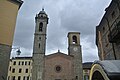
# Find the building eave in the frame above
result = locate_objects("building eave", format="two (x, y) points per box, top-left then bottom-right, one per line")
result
(12, 57), (32, 60)
(8, 0), (23, 9)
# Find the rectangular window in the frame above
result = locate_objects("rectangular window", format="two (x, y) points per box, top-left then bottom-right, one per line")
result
(18, 61), (20, 65)
(39, 43), (40, 48)
(9, 66), (11, 71)
(13, 61), (16, 65)
(27, 76), (29, 80)
(12, 68), (15, 73)
(84, 75), (89, 80)
(23, 76), (29, 80)
(25, 69), (28, 73)
(22, 61), (24, 65)
(23, 76), (25, 80)
(39, 37), (41, 40)
(28, 61), (30, 65)
(19, 68), (22, 73)
(25, 61), (27, 65)
(18, 76), (21, 80)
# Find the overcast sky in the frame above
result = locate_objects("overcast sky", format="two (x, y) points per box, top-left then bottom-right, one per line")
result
(11, 0), (112, 62)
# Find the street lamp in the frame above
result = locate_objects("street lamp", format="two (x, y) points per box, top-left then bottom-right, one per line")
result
(16, 48), (21, 56)
(12, 47), (21, 57)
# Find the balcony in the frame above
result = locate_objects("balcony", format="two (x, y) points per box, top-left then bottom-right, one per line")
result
(108, 21), (120, 43)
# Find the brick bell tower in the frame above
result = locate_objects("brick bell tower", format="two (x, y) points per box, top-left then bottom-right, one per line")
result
(68, 32), (83, 80)
(32, 8), (49, 80)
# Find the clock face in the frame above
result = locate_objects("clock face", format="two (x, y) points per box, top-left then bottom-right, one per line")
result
(73, 47), (78, 51)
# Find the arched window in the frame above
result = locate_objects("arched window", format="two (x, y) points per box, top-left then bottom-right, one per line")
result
(39, 22), (43, 32)
(72, 35), (77, 44)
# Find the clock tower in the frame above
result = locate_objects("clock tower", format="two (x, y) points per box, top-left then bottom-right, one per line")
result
(68, 32), (83, 80)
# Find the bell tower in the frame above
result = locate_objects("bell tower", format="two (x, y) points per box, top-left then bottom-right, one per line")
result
(68, 32), (83, 80)
(32, 8), (49, 80)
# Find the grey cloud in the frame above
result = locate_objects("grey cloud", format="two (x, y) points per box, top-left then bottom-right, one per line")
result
(13, 17), (34, 49)
(12, 0), (112, 62)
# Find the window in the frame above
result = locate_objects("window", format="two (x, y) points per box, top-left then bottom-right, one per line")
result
(39, 43), (40, 48)
(13, 61), (16, 65)
(18, 61), (20, 65)
(22, 61), (24, 65)
(72, 35), (77, 44)
(84, 75), (89, 80)
(56, 66), (61, 71)
(41, 14), (43, 17)
(25, 61), (27, 65)
(55, 65), (62, 72)
(23, 76), (25, 80)
(28, 61), (30, 65)
(27, 76), (29, 80)
(12, 68), (15, 73)
(39, 37), (41, 40)
(19, 68), (22, 73)
(9, 66), (11, 71)
(12, 76), (15, 80)
(23, 76), (29, 80)
(25, 69), (28, 73)
(18, 76), (21, 80)
(39, 22), (43, 32)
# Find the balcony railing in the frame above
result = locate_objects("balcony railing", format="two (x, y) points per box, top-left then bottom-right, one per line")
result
(108, 21), (120, 43)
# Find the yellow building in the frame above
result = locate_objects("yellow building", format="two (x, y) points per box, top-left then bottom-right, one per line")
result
(0, 0), (23, 79)
(83, 62), (93, 80)
(7, 57), (32, 80)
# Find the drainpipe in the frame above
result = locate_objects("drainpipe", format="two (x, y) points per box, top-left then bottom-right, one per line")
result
(98, 31), (104, 60)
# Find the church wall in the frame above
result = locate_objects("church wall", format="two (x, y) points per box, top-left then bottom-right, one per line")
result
(45, 55), (74, 80)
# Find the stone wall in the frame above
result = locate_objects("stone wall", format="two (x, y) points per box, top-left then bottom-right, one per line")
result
(0, 44), (11, 80)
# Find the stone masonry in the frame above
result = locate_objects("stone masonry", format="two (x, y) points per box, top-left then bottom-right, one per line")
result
(0, 44), (11, 80)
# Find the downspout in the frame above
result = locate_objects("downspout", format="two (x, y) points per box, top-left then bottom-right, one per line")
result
(98, 31), (104, 60)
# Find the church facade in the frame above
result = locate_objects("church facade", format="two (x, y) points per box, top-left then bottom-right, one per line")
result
(32, 9), (83, 80)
